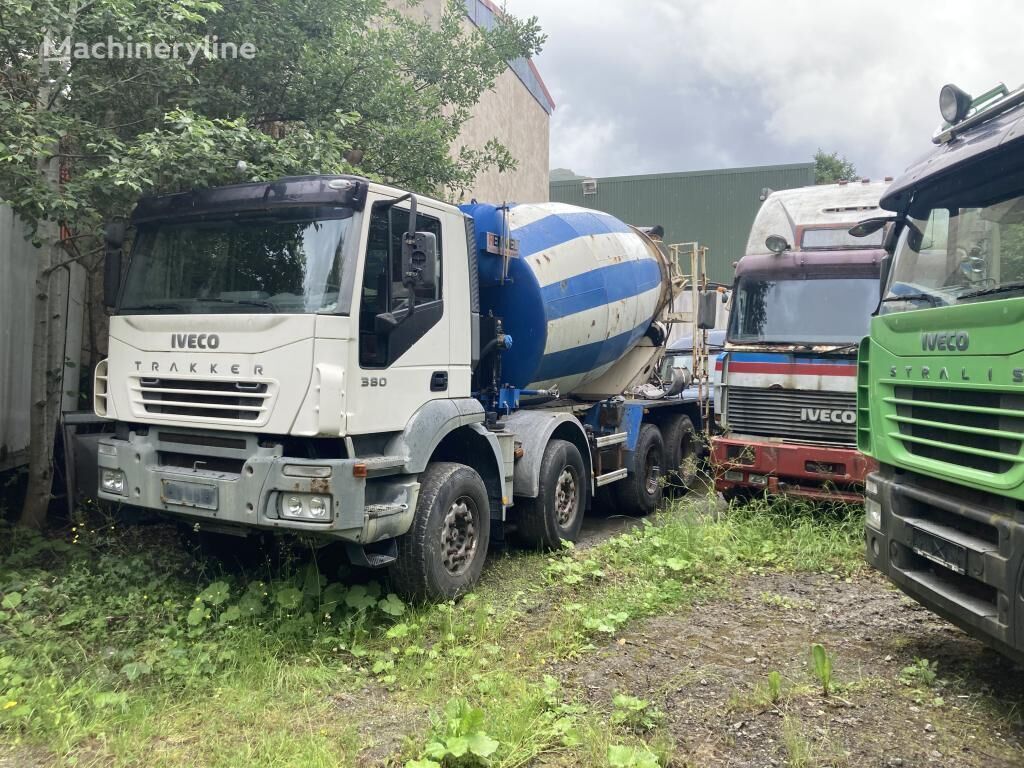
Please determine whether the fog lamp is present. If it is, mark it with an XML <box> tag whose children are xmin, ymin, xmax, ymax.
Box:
<box><xmin>100</xmin><ymin>469</ymin><xmax>126</xmax><ymax>496</ymax></box>
<box><xmin>939</xmin><ymin>83</ymin><xmax>972</xmax><ymax>125</ymax></box>
<box><xmin>279</xmin><ymin>493</ymin><xmax>333</xmax><ymax>522</ymax></box>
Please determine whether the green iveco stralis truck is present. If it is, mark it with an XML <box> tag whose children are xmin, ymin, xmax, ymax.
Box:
<box><xmin>859</xmin><ymin>82</ymin><xmax>1024</xmax><ymax>663</ymax></box>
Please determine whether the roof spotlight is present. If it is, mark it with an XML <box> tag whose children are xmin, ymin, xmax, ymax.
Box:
<box><xmin>939</xmin><ymin>83</ymin><xmax>973</xmax><ymax>125</ymax></box>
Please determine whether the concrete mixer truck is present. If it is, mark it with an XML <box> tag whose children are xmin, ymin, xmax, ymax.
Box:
<box><xmin>93</xmin><ymin>175</ymin><xmax>709</xmax><ymax>599</ymax></box>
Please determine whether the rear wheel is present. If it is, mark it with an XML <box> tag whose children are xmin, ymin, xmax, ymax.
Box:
<box><xmin>613</xmin><ymin>423</ymin><xmax>665</xmax><ymax>516</ymax></box>
<box><xmin>660</xmin><ymin>414</ymin><xmax>699</xmax><ymax>493</ymax></box>
<box><xmin>391</xmin><ymin>462</ymin><xmax>490</xmax><ymax>601</ymax></box>
<box><xmin>514</xmin><ymin>439</ymin><xmax>586</xmax><ymax>549</ymax></box>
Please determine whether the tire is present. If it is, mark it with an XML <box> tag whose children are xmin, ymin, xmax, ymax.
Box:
<box><xmin>390</xmin><ymin>462</ymin><xmax>491</xmax><ymax>601</ymax></box>
<box><xmin>613</xmin><ymin>423</ymin><xmax>665</xmax><ymax>516</ymax></box>
<box><xmin>660</xmin><ymin>414</ymin><xmax>698</xmax><ymax>493</ymax></box>
<box><xmin>514</xmin><ymin>439</ymin><xmax>587</xmax><ymax>549</ymax></box>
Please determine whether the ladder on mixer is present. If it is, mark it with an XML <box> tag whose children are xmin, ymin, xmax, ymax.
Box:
<box><xmin>665</xmin><ymin>242</ymin><xmax>713</xmax><ymax>427</ymax></box>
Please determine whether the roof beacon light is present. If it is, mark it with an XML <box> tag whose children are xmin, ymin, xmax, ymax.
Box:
<box><xmin>940</xmin><ymin>83</ymin><xmax>973</xmax><ymax>125</ymax></box>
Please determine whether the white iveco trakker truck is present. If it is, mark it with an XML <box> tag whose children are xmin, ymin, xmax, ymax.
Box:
<box><xmin>95</xmin><ymin>175</ymin><xmax>710</xmax><ymax>598</ymax></box>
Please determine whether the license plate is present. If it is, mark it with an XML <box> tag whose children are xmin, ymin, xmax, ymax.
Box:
<box><xmin>911</xmin><ymin>528</ymin><xmax>967</xmax><ymax>575</ymax></box>
<box><xmin>162</xmin><ymin>479</ymin><xmax>218</xmax><ymax>510</ymax></box>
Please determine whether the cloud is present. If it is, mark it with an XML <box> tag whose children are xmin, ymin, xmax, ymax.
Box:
<box><xmin>506</xmin><ymin>0</ymin><xmax>1024</xmax><ymax>179</ymax></box>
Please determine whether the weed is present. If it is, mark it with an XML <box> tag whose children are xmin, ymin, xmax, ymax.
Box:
<box><xmin>405</xmin><ymin>698</ymin><xmax>499</xmax><ymax>767</ymax></box>
<box><xmin>810</xmin><ymin>643</ymin><xmax>834</xmax><ymax>696</ymax></box>
<box><xmin>898</xmin><ymin>658</ymin><xmax>938</xmax><ymax>688</ymax></box>
<box><xmin>767</xmin><ymin>670</ymin><xmax>783</xmax><ymax>703</ymax></box>
<box><xmin>610</xmin><ymin>693</ymin><xmax>664</xmax><ymax>733</ymax></box>
<box><xmin>761</xmin><ymin>591</ymin><xmax>796</xmax><ymax>609</ymax></box>
<box><xmin>607</xmin><ymin>743</ymin><xmax>661</xmax><ymax>768</ymax></box>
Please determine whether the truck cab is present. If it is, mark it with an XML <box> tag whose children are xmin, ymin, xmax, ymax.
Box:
<box><xmin>712</xmin><ymin>183</ymin><xmax>886</xmax><ymax>501</ymax></box>
<box><xmin>862</xmin><ymin>83</ymin><xmax>1024</xmax><ymax>663</ymax></box>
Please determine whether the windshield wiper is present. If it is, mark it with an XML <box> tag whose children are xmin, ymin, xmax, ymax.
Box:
<box><xmin>197</xmin><ymin>297</ymin><xmax>278</xmax><ymax>313</ymax></box>
<box><xmin>880</xmin><ymin>293</ymin><xmax>943</xmax><ymax>307</ymax></box>
<box><xmin>956</xmin><ymin>280</ymin><xmax>1024</xmax><ymax>302</ymax></box>
<box><xmin>118</xmin><ymin>302</ymin><xmax>186</xmax><ymax>313</ymax></box>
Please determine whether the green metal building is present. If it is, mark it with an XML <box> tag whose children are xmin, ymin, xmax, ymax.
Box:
<box><xmin>549</xmin><ymin>163</ymin><xmax>815</xmax><ymax>284</ymax></box>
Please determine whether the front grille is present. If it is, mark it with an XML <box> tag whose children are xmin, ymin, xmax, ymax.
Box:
<box><xmin>725</xmin><ymin>387</ymin><xmax>857</xmax><ymax>447</ymax></box>
<box><xmin>886</xmin><ymin>385</ymin><xmax>1024</xmax><ymax>475</ymax></box>
<box><xmin>134</xmin><ymin>377</ymin><xmax>271</xmax><ymax>423</ymax></box>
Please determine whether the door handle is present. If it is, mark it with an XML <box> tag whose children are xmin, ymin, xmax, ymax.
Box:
<box><xmin>430</xmin><ymin>371</ymin><xmax>448</xmax><ymax>392</ymax></box>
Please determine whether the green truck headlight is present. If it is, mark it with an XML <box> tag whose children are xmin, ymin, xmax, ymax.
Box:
<box><xmin>865</xmin><ymin>497</ymin><xmax>882</xmax><ymax>531</ymax></box>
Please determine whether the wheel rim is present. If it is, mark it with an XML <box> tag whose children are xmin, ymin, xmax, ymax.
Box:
<box><xmin>645</xmin><ymin>448</ymin><xmax>662</xmax><ymax>496</ymax></box>
<box><xmin>555</xmin><ymin>466</ymin><xmax>579</xmax><ymax>527</ymax></box>
<box><xmin>440</xmin><ymin>495</ymin><xmax>479</xmax><ymax>576</ymax></box>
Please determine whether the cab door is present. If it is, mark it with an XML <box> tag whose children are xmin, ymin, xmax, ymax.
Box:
<box><xmin>346</xmin><ymin>197</ymin><xmax>451</xmax><ymax>434</ymax></box>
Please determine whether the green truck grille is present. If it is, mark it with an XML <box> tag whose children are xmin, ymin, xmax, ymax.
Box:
<box><xmin>884</xmin><ymin>385</ymin><xmax>1024</xmax><ymax>475</ymax></box>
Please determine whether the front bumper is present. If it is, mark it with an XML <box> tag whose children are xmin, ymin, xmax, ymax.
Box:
<box><xmin>711</xmin><ymin>435</ymin><xmax>875</xmax><ymax>502</ymax></box>
<box><xmin>865</xmin><ymin>468</ymin><xmax>1024</xmax><ymax>664</ymax></box>
<box><xmin>96</xmin><ymin>427</ymin><xmax>417</xmax><ymax>543</ymax></box>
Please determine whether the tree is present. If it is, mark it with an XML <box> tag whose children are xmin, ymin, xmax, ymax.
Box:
<box><xmin>0</xmin><ymin>0</ymin><xmax>543</xmax><ymax>527</ymax></box>
<box><xmin>813</xmin><ymin>149</ymin><xmax>859</xmax><ymax>185</ymax></box>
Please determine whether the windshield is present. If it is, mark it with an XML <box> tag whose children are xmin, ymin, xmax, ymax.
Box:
<box><xmin>729</xmin><ymin>276</ymin><xmax>878</xmax><ymax>344</ymax></box>
<box><xmin>119</xmin><ymin>206</ymin><xmax>358</xmax><ymax>314</ymax></box>
<box><xmin>883</xmin><ymin>192</ymin><xmax>1024</xmax><ymax>312</ymax></box>
<box><xmin>801</xmin><ymin>226</ymin><xmax>884</xmax><ymax>250</ymax></box>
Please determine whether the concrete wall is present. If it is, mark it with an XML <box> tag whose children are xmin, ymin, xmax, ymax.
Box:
<box><xmin>392</xmin><ymin>0</ymin><xmax>551</xmax><ymax>204</ymax></box>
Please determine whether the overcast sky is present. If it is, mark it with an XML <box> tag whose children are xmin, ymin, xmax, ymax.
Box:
<box><xmin>503</xmin><ymin>0</ymin><xmax>1024</xmax><ymax>181</ymax></box>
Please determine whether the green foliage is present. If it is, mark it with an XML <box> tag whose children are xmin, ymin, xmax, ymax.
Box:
<box><xmin>607</xmin><ymin>743</ymin><xmax>661</xmax><ymax>768</ymax></box>
<box><xmin>0</xmin><ymin>521</ymin><xmax>407</xmax><ymax>738</ymax></box>
<box><xmin>898</xmin><ymin>658</ymin><xmax>938</xmax><ymax>689</ymax></box>
<box><xmin>813</xmin><ymin>149</ymin><xmax>859</xmax><ymax>185</ymax></box>
<box><xmin>810</xmin><ymin>643</ymin><xmax>834</xmax><ymax>696</ymax></box>
<box><xmin>406</xmin><ymin>698</ymin><xmax>500</xmax><ymax>768</ymax></box>
<box><xmin>610</xmin><ymin>694</ymin><xmax>664</xmax><ymax>734</ymax></box>
<box><xmin>0</xmin><ymin>0</ymin><xmax>544</xmax><ymax>245</ymax></box>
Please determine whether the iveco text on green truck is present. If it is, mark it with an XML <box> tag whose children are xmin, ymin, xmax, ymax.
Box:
<box><xmin>860</xmin><ymin>82</ymin><xmax>1024</xmax><ymax>663</ymax></box>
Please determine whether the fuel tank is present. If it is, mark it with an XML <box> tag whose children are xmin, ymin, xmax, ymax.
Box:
<box><xmin>460</xmin><ymin>202</ymin><xmax>670</xmax><ymax>395</ymax></box>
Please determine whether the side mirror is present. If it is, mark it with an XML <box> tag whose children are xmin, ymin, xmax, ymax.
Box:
<box><xmin>848</xmin><ymin>215</ymin><xmax>896</xmax><ymax>238</ymax></box>
<box><xmin>103</xmin><ymin>220</ymin><xmax>126</xmax><ymax>309</ymax></box>
<box><xmin>401</xmin><ymin>231</ymin><xmax>437</xmax><ymax>293</ymax></box>
<box><xmin>765</xmin><ymin>235</ymin><xmax>790</xmax><ymax>254</ymax></box>
<box><xmin>697</xmin><ymin>290</ymin><xmax>717</xmax><ymax>330</ymax></box>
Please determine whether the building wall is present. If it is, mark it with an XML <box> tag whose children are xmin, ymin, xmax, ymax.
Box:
<box><xmin>550</xmin><ymin>163</ymin><xmax>816</xmax><ymax>284</ymax></box>
<box><xmin>394</xmin><ymin>0</ymin><xmax>551</xmax><ymax>204</ymax></box>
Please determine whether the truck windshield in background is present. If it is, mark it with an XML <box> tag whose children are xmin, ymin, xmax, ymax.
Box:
<box><xmin>729</xmin><ymin>276</ymin><xmax>878</xmax><ymax>345</ymax></box>
<box><xmin>883</xmin><ymin>188</ymin><xmax>1024</xmax><ymax>312</ymax></box>
<box><xmin>119</xmin><ymin>207</ymin><xmax>358</xmax><ymax>315</ymax></box>
<box><xmin>801</xmin><ymin>226</ymin><xmax>884</xmax><ymax>250</ymax></box>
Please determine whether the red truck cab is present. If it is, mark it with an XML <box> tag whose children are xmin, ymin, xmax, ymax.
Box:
<box><xmin>712</xmin><ymin>182</ymin><xmax>887</xmax><ymax>502</ymax></box>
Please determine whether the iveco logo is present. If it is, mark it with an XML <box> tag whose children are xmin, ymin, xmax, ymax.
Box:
<box><xmin>800</xmin><ymin>408</ymin><xmax>856</xmax><ymax>424</ymax></box>
<box><xmin>171</xmin><ymin>333</ymin><xmax>220</xmax><ymax>350</ymax></box>
<box><xmin>921</xmin><ymin>330</ymin><xmax>969</xmax><ymax>351</ymax></box>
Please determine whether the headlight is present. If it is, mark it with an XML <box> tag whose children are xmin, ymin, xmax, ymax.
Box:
<box><xmin>723</xmin><ymin>470</ymin><xmax>744</xmax><ymax>483</ymax></box>
<box><xmin>279</xmin><ymin>493</ymin><xmax>333</xmax><ymax>522</ymax></box>
<box><xmin>100</xmin><ymin>469</ymin><xmax>126</xmax><ymax>496</ymax></box>
<box><xmin>865</xmin><ymin>497</ymin><xmax>882</xmax><ymax>531</ymax></box>
<box><xmin>865</xmin><ymin>477</ymin><xmax>878</xmax><ymax>497</ymax></box>
<box><xmin>748</xmin><ymin>473</ymin><xmax>768</xmax><ymax>486</ymax></box>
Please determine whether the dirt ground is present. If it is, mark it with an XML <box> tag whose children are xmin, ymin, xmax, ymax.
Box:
<box><xmin>563</xmin><ymin>570</ymin><xmax>1024</xmax><ymax>767</ymax></box>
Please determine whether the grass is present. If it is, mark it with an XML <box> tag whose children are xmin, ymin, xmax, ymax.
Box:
<box><xmin>0</xmin><ymin>493</ymin><xmax>867</xmax><ymax>766</ymax></box>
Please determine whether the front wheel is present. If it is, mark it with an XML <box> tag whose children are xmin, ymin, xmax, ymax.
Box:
<box><xmin>613</xmin><ymin>423</ymin><xmax>665</xmax><ymax>516</ymax></box>
<box><xmin>391</xmin><ymin>462</ymin><xmax>491</xmax><ymax>601</ymax></box>
<box><xmin>514</xmin><ymin>439</ymin><xmax>587</xmax><ymax>549</ymax></box>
